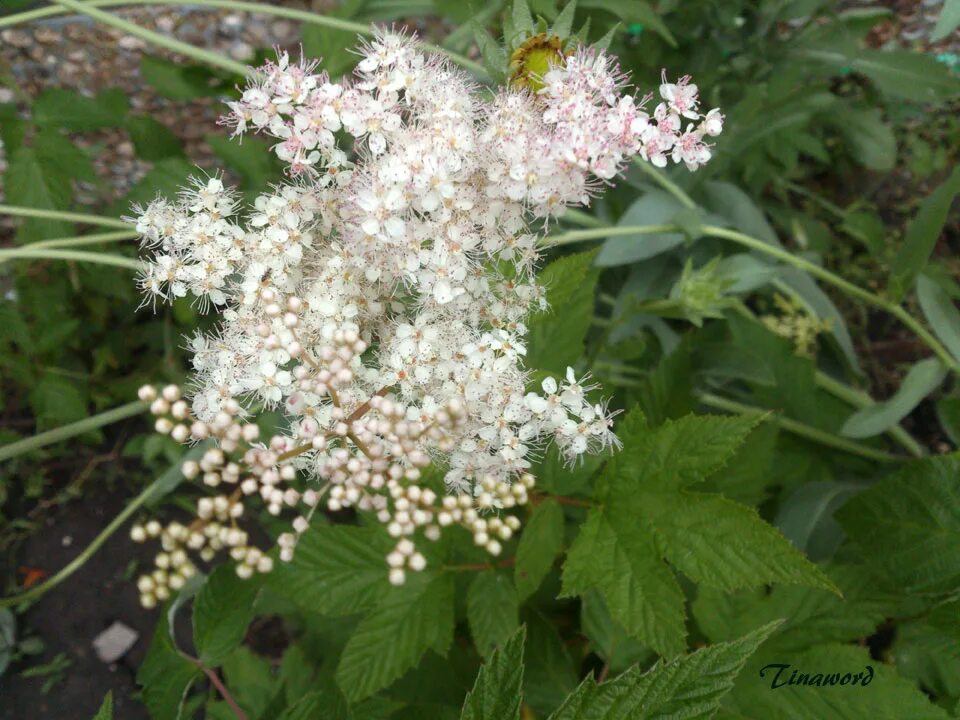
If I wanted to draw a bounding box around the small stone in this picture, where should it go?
[61,535,73,547]
[230,42,255,62]
[0,30,31,48]
[118,35,147,51]
[0,88,14,104]
[92,622,139,663]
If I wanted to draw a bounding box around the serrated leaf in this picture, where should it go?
[33,88,128,130]
[561,508,687,657]
[5,145,73,242]
[192,564,262,666]
[693,563,897,654]
[472,21,508,80]
[614,413,760,492]
[852,50,960,102]
[642,492,837,594]
[127,116,184,162]
[838,454,960,595]
[577,0,677,47]
[524,611,579,715]
[836,108,896,171]
[137,612,201,720]
[515,499,565,600]
[266,524,393,616]
[890,166,960,300]
[109,157,197,217]
[29,374,87,432]
[840,357,946,438]
[526,249,600,373]
[277,691,325,720]
[460,626,526,720]
[92,691,113,720]
[467,572,520,657]
[580,589,651,674]
[336,572,455,702]
[220,646,275,717]
[728,643,949,719]
[512,0,535,36]
[549,621,781,720]
[917,274,960,364]
[141,56,221,100]
[551,1,577,37]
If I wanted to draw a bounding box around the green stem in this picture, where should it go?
[633,158,697,209]
[730,301,925,458]
[0,400,148,463]
[561,207,605,228]
[0,247,142,270]
[540,224,677,248]
[0,204,131,229]
[697,392,902,464]
[543,222,960,376]
[27,230,139,250]
[1,0,489,79]
[53,0,253,77]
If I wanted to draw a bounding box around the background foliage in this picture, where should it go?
[1,0,960,718]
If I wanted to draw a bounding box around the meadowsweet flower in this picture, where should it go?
[131,31,721,598]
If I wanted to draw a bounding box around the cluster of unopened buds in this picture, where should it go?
[129,30,721,605]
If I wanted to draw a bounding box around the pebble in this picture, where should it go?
[92,622,139,664]
[118,35,147,51]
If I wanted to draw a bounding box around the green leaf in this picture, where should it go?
[126,116,184,162]
[515,499,565,601]
[526,249,600,374]
[109,157,197,217]
[838,454,960,595]
[703,181,779,246]
[220,646,275,717]
[266,523,393,616]
[852,50,960,102]
[693,563,898,653]
[0,608,14,676]
[206,135,280,192]
[5,145,73,242]
[33,88,128,130]
[472,21,508,81]
[836,108,896,171]
[92,691,113,720]
[917,274,960,364]
[549,621,781,720]
[460,626,526,720]
[137,611,201,720]
[551,0,577,37]
[577,0,677,47]
[840,357,947,438]
[616,413,760,491]
[467,572,520,657]
[595,190,685,267]
[277,691,325,720]
[728,644,949,719]
[774,481,866,562]
[561,508,687,657]
[644,492,836,593]
[301,2,362,78]
[937,396,960,445]
[141,56,221,100]
[192,564,262,666]
[512,0,535,36]
[932,0,960,42]
[29,374,88,432]
[580,589,651,674]
[336,572,455,702]
[892,619,960,704]
[890,166,960,300]
[523,611,579,715]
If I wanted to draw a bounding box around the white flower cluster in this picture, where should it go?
[132,32,720,592]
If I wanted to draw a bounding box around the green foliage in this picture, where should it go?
[838,455,960,595]
[192,564,263,666]
[91,692,113,720]
[460,626,525,720]
[336,572,455,701]
[514,499,565,600]
[137,612,201,720]
[467,572,520,657]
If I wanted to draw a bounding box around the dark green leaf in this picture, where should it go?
[775,481,866,562]
[838,454,960,594]
[192,564,262,666]
[467,572,520,657]
[596,190,685,267]
[137,612,201,720]
[336,573,455,701]
[34,88,128,130]
[917,274,960,364]
[127,116,184,162]
[889,164,960,300]
[515,499,565,601]
[460,626,526,720]
[92,691,113,720]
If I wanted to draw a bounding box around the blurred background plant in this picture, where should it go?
[0,1,959,719]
